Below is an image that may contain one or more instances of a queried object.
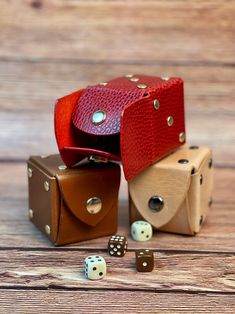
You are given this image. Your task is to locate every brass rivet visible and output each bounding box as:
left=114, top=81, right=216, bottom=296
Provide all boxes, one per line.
left=130, top=77, right=139, bottom=82
left=167, top=116, right=174, bottom=126
left=208, top=159, right=213, bottom=168
left=28, top=209, right=34, bottom=219
left=199, top=216, right=203, bottom=225
left=99, top=82, right=107, bottom=86
left=179, top=132, right=185, bottom=143
left=44, top=181, right=50, bottom=192
left=125, top=74, right=133, bottom=78
left=92, top=110, right=106, bottom=125
left=200, top=174, right=203, bottom=185
left=28, top=168, right=33, bottom=178
left=208, top=197, right=213, bottom=207
left=45, top=225, right=51, bottom=235
left=86, top=197, right=102, bottom=214
left=137, top=84, right=147, bottom=89
left=153, top=99, right=160, bottom=110
left=161, top=76, right=170, bottom=81
left=58, top=165, right=67, bottom=171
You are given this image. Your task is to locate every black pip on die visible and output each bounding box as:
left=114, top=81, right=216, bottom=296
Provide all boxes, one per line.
left=135, top=249, right=154, bottom=272
left=108, top=235, right=127, bottom=257
left=84, top=255, right=106, bottom=280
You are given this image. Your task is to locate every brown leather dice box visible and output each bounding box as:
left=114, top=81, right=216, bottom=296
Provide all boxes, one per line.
left=27, top=155, right=121, bottom=245
left=129, top=145, right=213, bottom=235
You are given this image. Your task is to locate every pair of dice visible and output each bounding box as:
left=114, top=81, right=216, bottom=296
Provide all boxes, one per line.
left=84, top=249, right=154, bottom=280
left=108, top=235, right=153, bottom=272
left=84, top=231, right=154, bottom=280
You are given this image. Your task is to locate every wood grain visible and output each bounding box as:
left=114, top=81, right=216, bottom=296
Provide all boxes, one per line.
left=0, top=0, right=235, bottom=64
left=0, top=290, right=234, bottom=314
left=0, top=249, right=234, bottom=292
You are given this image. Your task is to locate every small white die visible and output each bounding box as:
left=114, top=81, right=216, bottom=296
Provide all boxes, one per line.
left=131, top=221, right=153, bottom=242
left=84, top=255, right=106, bottom=280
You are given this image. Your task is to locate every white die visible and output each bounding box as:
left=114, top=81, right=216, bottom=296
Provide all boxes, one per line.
left=131, top=221, right=153, bottom=242
left=84, top=255, right=106, bottom=280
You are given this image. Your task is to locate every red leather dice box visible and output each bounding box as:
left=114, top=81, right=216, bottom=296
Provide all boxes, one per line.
left=54, top=75, right=185, bottom=180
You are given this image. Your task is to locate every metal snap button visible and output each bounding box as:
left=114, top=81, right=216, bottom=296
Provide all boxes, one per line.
left=178, top=159, right=189, bottom=164
left=92, top=110, right=106, bottom=125
left=86, top=197, right=102, bottom=214
left=148, top=196, right=164, bottom=212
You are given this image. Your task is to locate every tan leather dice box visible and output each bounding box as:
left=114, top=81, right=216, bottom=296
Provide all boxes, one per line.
left=129, top=145, right=213, bottom=235
left=27, top=155, right=121, bottom=245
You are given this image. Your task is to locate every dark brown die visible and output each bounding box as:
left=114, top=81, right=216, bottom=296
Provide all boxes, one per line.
left=108, top=235, right=127, bottom=257
left=135, top=249, right=154, bottom=272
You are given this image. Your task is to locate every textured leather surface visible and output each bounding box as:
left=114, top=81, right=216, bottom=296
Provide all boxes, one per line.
left=54, top=75, right=185, bottom=180
left=27, top=154, right=121, bottom=246
left=72, top=85, right=143, bottom=135
left=129, top=145, right=214, bottom=235
left=121, top=76, right=185, bottom=179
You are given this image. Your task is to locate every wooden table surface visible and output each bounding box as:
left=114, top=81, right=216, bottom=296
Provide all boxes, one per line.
left=0, top=1, right=235, bottom=313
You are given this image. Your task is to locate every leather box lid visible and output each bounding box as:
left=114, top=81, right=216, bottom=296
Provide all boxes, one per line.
left=29, top=155, right=121, bottom=227
left=128, top=145, right=211, bottom=228
left=71, top=75, right=182, bottom=136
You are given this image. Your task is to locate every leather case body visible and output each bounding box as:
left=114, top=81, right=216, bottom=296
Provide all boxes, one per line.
left=27, top=155, right=121, bottom=245
left=129, top=145, right=213, bottom=235
left=54, top=75, right=185, bottom=181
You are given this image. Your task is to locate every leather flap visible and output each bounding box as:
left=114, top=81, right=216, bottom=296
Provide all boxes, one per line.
left=72, top=85, right=142, bottom=136
left=56, top=163, right=120, bottom=227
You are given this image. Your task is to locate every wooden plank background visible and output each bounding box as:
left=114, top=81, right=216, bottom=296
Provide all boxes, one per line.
left=0, top=0, right=234, bottom=312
